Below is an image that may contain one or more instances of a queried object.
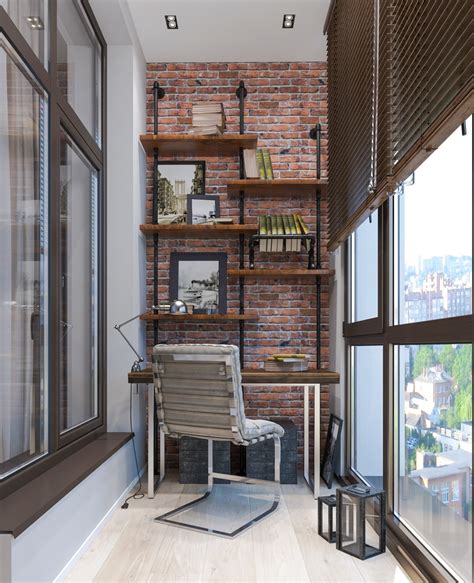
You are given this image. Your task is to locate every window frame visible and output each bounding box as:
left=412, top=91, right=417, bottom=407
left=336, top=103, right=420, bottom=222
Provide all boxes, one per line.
left=343, top=119, right=473, bottom=582
left=0, top=0, right=107, bottom=498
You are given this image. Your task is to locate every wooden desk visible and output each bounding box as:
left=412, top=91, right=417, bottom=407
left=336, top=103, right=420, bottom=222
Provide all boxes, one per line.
left=128, top=368, right=340, bottom=499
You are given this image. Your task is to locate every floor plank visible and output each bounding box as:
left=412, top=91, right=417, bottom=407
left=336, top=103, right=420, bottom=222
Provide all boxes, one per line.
left=65, top=476, right=411, bottom=583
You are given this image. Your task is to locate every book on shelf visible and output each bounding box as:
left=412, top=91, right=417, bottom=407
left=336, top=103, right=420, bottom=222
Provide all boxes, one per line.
left=259, top=215, right=268, bottom=252
left=287, top=214, right=298, bottom=251
left=276, top=214, right=284, bottom=252
left=188, top=125, right=223, bottom=135
left=243, top=149, right=259, bottom=178
left=256, top=149, right=266, bottom=180
left=296, top=214, right=309, bottom=249
left=292, top=213, right=302, bottom=252
left=211, top=217, right=234, bottom=224
left=191, top=103, right=226, bottom=133
left=262, top=148, right=274, bottom=179
left=282, top=214, right=291, bottom=251
left=264, top=353, right=310, bottom=372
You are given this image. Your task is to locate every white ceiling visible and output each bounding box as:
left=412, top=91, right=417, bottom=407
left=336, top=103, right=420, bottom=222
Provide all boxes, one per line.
left=114, top=0, right=330, bottom=62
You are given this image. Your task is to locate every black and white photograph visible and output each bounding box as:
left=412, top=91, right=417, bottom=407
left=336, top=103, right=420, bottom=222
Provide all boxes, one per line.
left=156, top=161, right=205, bottom=224
left=169, top=252, right=227, bottom=314
left=187, top=195, right=220, bottom=225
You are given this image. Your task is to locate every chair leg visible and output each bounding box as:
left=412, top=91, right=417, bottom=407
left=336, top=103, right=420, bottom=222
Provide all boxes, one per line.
left=207, top=438, right=214, bottom=492
left=155, top=436, right=281, bottom=538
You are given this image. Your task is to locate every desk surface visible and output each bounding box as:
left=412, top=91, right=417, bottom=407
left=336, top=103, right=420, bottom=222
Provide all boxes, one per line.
left=128, top=368, right=340, bottom=385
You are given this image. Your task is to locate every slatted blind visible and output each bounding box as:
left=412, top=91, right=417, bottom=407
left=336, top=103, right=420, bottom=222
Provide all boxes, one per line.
left=326, top=0, right=474, bottom=250
left=327, top=0, right=376, bottom=250
left=390, top=0, right=474, bottom=183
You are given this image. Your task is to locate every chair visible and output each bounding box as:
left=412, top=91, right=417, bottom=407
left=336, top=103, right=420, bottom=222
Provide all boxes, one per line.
left=152, top=343, right=284, bottom=538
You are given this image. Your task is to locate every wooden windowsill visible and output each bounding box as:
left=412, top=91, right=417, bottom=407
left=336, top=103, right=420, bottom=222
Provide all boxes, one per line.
left=0, top=432, right=132, bottom=538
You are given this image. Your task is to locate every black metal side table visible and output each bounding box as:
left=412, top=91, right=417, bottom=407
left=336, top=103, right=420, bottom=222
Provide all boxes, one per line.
left=336, top=485, right=386, bottom=560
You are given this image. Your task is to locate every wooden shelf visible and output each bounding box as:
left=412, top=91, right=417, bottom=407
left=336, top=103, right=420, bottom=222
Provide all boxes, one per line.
left=140, top=133, right=258, bottom=157
left=228, top=268, right=335, bottom=279
left=140, top=224, right=256, bottom=236
left=140, top=312, right=259, bottom=322
left=128, top=368, right=340, bottom=385
left=227, top=178, right=327, bottom=196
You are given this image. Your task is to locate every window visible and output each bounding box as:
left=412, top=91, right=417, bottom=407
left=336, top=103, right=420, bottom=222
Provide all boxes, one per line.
left=0, top=2, right=105, bottom=493
left=0, top=0, right=49, bottom=67
left=394, top=118, right=472, bottom=325
left=395, top=343, right=472, bottom=581
left=348, top=213, right=379, bottom=322
left=350, top=345, right=383, bottom=488
left=0, top=36, right=49, bottom=479
left=58, top=130, right=99, bottom=433
left=57, top=0, right=102, bottom=144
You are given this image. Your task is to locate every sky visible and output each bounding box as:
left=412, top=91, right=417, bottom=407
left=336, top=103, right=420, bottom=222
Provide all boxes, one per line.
left=403, top=117, right=472, bottom=266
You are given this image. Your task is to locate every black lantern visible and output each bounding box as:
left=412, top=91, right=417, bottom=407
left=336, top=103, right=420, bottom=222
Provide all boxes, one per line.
left=318, top=495, right=337, bottom=542
left=336, top=485, right=386, bottom=560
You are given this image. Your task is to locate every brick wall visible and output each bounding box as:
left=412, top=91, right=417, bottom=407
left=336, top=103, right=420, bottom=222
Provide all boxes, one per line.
left=145, top=62, right=329, bottom=470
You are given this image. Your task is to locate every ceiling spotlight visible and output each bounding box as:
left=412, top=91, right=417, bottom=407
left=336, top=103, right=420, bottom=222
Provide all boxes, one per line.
left=282, top=14, right=295, bottom=28
left=27, top=16, right=44, bottom=30
left=165, top=15, right=178, bottom=29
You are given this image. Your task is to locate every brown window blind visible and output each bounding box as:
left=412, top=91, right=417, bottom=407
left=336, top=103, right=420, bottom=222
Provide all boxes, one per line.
left=326, top=0, right=474, bottom=250
left=390, top=0, right=474, bottom=184
left=327, top=0, right=377, bottom=250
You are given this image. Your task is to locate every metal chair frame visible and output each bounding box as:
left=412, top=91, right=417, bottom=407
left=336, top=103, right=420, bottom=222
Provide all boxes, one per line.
left=155, top=435, right=281, bottom=538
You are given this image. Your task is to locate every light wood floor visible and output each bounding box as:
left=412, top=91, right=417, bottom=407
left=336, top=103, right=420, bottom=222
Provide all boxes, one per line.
left=65, top=476, right=411, bottom=583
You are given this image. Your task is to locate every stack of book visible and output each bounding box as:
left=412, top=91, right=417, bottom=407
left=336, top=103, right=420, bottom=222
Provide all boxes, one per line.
left=264, top=354, right=310, bottom=372
left=258, top=214, right=309, bottom=252
left=191, top=103, right=226, bottom=135
left=243, top=148, right=274, bottom=179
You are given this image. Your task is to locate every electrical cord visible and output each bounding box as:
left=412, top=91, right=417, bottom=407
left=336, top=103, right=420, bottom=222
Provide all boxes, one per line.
left=121, top=384, right=145, bottom=509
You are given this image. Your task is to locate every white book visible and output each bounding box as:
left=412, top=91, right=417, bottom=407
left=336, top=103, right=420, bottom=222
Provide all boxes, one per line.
left=243, top=149, right=259, bottom=178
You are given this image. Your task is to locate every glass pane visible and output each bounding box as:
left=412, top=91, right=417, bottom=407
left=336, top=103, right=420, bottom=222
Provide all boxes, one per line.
left=396, top=344, right=472, bottom=581
left=59, top=130, right=98, bottom=433
left=0, top=36, right=48, bottom=478
left=0, top=0, right=49, bottom=67
left=396, top=118, right=472, bottom=325
left=350, top=213, right=378, bottom=322
left=57, top=0, right=101, bottom=145
left=352, top=346, right=383, bottom=488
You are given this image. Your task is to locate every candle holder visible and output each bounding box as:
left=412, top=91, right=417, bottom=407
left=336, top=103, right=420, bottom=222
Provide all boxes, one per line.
left=318, top=494, right=337, bottom=543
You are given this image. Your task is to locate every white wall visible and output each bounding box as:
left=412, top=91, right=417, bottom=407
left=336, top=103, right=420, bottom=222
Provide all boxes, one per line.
left=11, top=442, right=138, bottom=582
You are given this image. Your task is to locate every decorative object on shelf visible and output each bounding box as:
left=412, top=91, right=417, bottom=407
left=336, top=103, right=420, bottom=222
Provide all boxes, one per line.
left=318, top=495, right=337, bottom=543
left=243, top=149, right=259, bottom=178
left=169, top=299, right=188, bottom=314
left=262, top=147, right=274, bottom=178
left=264, top=353, right=309, bottom=372
left=156, top=161, right=205, bottom=224
left=336, top=486, right=386, bottom=560
left=191, top=102, right=226, bottom=135
left=187, top=194, right=220, bottom=225
left=321, top=413, right=343, bottom=488
left=211, top=217, right=233, bottom=224
left=169, top=252, right=227, bottom=314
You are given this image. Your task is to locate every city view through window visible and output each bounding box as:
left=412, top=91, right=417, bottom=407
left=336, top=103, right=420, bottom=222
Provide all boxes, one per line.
left=395, top=118, right=472, bottom=580
left=398, top=343, right=472, bottom=580
left=398, top=118, right=472, bottom=325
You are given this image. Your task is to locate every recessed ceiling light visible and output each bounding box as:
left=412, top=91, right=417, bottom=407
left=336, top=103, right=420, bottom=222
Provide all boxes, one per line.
left=282, top=14, right=295, bottom=28
left=165, top=15, right=178, bottom=29
left=27, top=16, right=44, bottom=30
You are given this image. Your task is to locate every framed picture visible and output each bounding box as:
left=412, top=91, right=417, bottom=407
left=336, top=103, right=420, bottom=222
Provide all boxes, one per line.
left=321, top=414, right=343, bottom=489
left=187, top=195, right=220, bottom=225
left=156, top=161, right=205, bottom=224
left=169, top=252, right=227, bottom=314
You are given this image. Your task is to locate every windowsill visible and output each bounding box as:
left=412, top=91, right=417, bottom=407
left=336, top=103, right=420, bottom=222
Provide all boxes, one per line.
left=0, top=432, right=132, bottom=538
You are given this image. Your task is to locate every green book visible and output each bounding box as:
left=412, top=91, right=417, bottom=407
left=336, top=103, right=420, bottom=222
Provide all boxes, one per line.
left=259, top=215, right=268, bottom=252
left=282, top=215, right=291, bottom=252
left=296, top=214, right=309, bottom=249
left=276, top=215, right=284, bottom=251
left=262, top=148, right=274, bottom=179
left=287, top=214, right=297, bottom=251
left=270, top=215, right=278, bottom=251
left=293, top=213, right=302, bottom=251
left=256, top=149, right=267, bottom=179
